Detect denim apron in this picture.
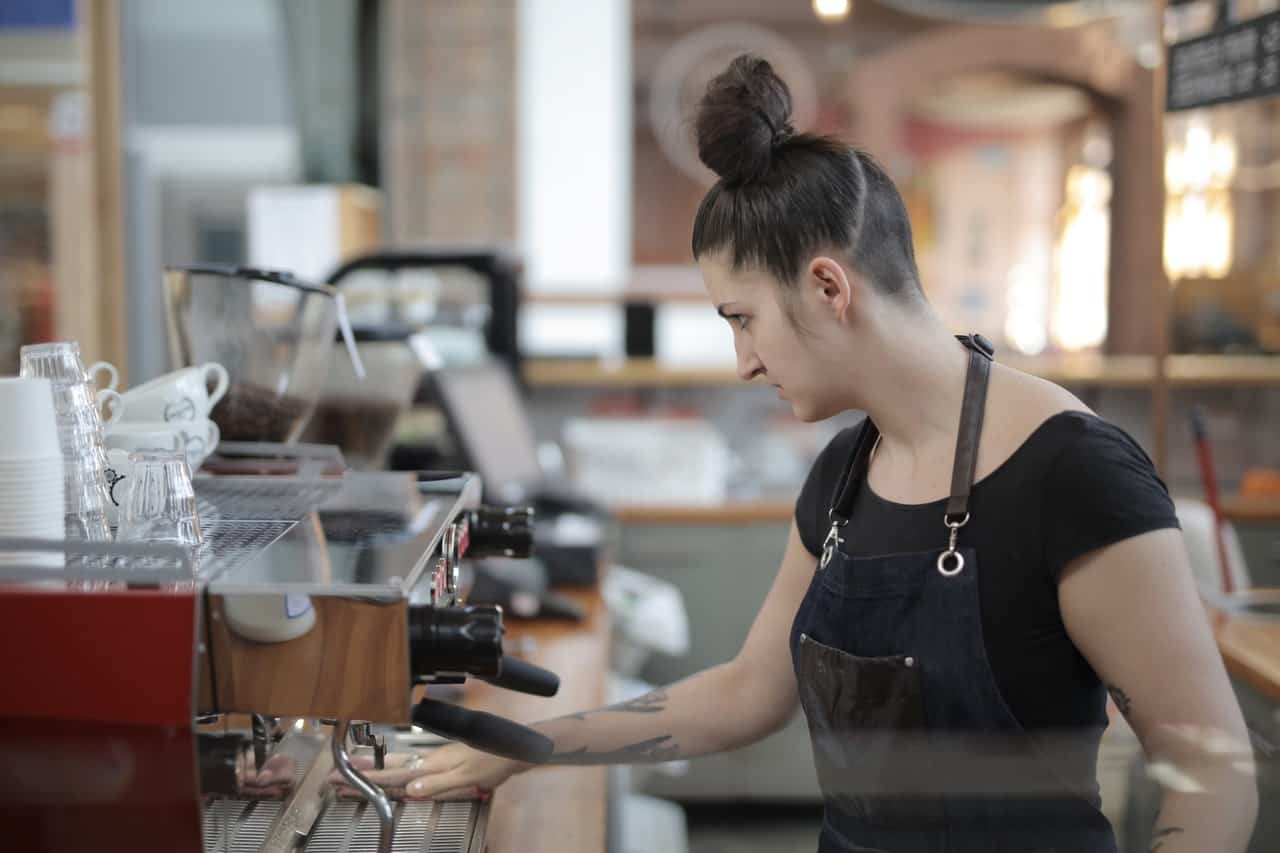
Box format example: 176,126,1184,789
790,335,1117,853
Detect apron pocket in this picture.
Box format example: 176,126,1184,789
797,633,944,827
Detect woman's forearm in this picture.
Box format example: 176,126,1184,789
529,660,775,766
1147,762,1257,852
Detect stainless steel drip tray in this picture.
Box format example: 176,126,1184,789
202,797,488,853
194,471,482,596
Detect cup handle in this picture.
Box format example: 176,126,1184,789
97,389,124,426
88,361,119,392
206,419,221,449
204,362,230,408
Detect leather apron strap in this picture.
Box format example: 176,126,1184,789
821,333,994,576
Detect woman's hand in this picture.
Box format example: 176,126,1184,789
330,745,527,801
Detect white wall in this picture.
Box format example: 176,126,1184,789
120,0,301,379
517,0,632,294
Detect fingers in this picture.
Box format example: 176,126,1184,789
404,771,488,801
330,779,487,802
419,785,492,802
241,783,293,800
344,751,418,771
239,752,296,791
255,754,296,784
331,767,422,789
336,770,467,800
327,749,463,788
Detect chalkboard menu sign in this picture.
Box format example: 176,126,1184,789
1167,9,1280,112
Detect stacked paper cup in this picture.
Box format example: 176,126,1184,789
0,378,67,568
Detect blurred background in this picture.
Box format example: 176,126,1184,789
1,1,1278,851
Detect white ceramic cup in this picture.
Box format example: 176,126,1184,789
104,419,219,473
119,363,229,423
98,389,125,427
0,377,62,460
88,361,119,392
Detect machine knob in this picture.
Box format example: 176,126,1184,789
465,506,534,559
409,604,504,680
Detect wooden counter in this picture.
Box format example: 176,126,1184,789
459,586,611,853
613,500,793,524
523,354,1280,390
1214,607,1280,705
1221,496,1280,525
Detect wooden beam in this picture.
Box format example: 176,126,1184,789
1152,0,1172,477
82,0,128,381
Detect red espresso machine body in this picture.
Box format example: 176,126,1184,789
0,586,204,852
0,471,551,853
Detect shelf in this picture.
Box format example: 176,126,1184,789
611,500,795,524
1166,355,1280,387
524,354,1280,389
1002,354,1156,388
522,287,708,306
524,358,739,387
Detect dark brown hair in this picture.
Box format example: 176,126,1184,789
691,55,923,303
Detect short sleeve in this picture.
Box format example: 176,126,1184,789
795,425,864,557
1042,415,1180,580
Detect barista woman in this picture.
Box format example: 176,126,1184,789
348,56,1257,851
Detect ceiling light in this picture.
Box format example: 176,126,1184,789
813,0,852,22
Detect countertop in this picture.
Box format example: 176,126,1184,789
458,585,611,852
1213,605,1280,704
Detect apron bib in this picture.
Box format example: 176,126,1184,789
790,335,1117,853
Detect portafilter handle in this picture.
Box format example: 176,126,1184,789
486,656,560,697
412,697,554,764
409,603,561,696
410,603,503,679
466,506,534,559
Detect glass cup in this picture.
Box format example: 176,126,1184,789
116,450,203,547
19,341,118,391
50,381,124,430
63,453,112,543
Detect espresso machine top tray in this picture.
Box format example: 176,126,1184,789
189,470,481,597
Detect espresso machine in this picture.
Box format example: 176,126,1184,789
0,468,554,853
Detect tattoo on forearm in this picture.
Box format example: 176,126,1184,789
550,734,681,765
1149,826,1183,851
1107,684,1133,717
562,689,669,722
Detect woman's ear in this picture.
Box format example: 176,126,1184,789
807,256,859,324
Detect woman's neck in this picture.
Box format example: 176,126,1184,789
847,306,971,455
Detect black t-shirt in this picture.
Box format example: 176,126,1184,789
795,410,1179,735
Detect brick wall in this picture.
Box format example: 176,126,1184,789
383,0,516,243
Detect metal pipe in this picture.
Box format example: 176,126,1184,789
331,720,395,853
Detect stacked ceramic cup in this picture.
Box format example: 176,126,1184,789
104,362,227,524
18,341,120,542
0,377,66,568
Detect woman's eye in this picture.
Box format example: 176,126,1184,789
733,315,749,330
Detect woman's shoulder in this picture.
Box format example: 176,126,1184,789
1008,409,1153,471
980,365,1093,473
984,364,1161,479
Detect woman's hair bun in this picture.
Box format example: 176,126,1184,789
695,54,794,186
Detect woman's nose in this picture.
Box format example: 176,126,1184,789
736,343,764,382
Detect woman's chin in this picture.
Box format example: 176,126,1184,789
789,396,842,423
